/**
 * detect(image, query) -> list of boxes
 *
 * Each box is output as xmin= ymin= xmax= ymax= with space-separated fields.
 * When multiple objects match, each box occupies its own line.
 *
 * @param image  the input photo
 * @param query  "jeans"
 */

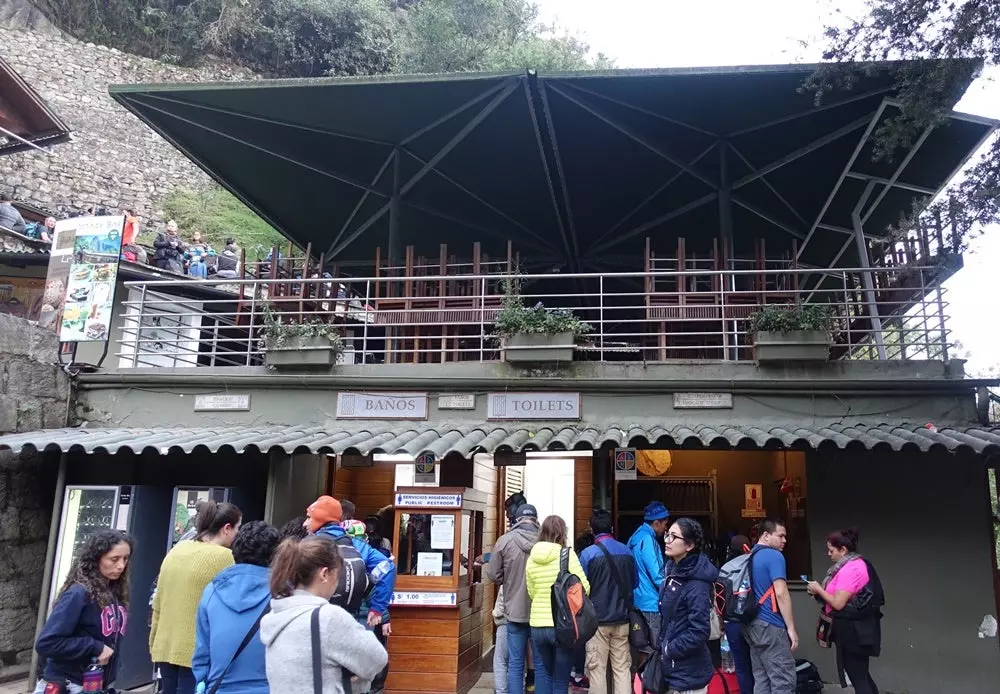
xmin=725 ymin=621 xmax=754 ymax=694
xmin=743 ymin=620 xmax=796 ymax=694
xmin=158 ymin=662 xmax=197 ymax=694
xmin=495 ymin=623 xmax=509 ymax=694
xmin=508 ymin=622 xmax=537 ymax=694
xmin=586 ymin=623 xmax=631 ymax=694
xmin=531 ymin=626 xmax=574 ymax=694
xmin=188 ymin=262 xmax=207 ymax=278
xmin=837 ymin=643 xmax=879 ymax=694
xmin=33 ymin=682 xmax=83 ymax=694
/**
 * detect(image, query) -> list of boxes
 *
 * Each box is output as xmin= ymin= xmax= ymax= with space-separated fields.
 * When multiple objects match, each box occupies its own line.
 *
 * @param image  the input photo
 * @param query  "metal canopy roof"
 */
xmin=4 ymin=421 xmax=1000 ymax=458
xmin=0 ymin=56 xmax=70 ymax=155
xmin=109 ymin=63 xmax=996 ymax=271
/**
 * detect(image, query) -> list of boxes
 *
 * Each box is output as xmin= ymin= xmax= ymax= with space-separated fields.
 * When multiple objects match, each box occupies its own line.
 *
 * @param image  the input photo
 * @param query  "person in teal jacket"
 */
xmin=626 ymin=502 xmax=670 ymax=650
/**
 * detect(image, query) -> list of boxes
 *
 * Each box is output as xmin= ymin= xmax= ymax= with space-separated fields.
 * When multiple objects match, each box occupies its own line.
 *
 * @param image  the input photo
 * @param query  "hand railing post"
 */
xmin=246 ymin=280 xmax=257 ymax=366
xmin=598 ymin=275 xmax=604 ymax=361
xmin=363 ymin=280 xmax=370 ymax=365
xmin=135 ymin=284 xmax=147 ymax=368
xmin=480 ymin=277 xmax=486 ymax=362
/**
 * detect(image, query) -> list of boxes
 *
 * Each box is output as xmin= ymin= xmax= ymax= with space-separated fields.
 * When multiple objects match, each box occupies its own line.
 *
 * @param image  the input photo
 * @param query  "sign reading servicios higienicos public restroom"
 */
xmin=336 ymin=392 xmax=428 ymax=419
xmin=487 ymin=392 xmax=581 ymax=420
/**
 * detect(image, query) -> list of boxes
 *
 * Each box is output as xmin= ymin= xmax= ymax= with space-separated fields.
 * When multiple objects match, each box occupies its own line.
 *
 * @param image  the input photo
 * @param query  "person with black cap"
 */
xmin=626 ymin=501 xmax=670 ymax=651
xmin=487 ymin=502 xmax=540 ymax=694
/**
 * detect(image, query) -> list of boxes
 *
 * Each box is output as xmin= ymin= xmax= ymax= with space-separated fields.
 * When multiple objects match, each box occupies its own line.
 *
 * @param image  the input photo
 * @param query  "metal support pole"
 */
xmin=388 ymin=149 xmax=402 ymax=266
xmin=718 ymin=142 xmax=737 ymax=361
xmin=29 ymin=453 xmax=69 ymax=688
xmin=851 ymin=181 xmax=887 ymax=359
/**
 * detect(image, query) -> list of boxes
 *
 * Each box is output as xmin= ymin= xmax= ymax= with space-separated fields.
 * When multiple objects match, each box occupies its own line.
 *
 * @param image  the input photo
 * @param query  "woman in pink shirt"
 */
xmin=806 ymin=528 xmax=882 ymax=694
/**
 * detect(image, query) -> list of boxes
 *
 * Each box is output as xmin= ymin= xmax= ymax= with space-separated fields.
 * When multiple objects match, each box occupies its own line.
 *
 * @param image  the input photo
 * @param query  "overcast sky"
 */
xmin=535 ymin=0 xmax=999 ymax=372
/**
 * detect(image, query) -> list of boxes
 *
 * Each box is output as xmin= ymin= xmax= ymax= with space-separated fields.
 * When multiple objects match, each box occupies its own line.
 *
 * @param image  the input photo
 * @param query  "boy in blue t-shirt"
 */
xmin=745 ymin=519 xmax=799 ymax=694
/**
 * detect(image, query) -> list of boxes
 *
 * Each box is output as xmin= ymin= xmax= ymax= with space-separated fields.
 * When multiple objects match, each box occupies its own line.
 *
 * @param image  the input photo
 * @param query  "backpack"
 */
xmin=330 ymin=535 xmax=372 ymax=614
xmin=716 ymin=546 xmax=763 ymax=624
xmin=22 ymin=221 xmax=42 ymax=239
xmin=795 ymin=659 xmax=823 ymax=693
xmin=551 ymin=548 xmax=599 ymax=649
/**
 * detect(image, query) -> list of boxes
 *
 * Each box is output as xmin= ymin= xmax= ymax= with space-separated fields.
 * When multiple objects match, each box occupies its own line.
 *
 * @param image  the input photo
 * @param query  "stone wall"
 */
xmin=0 ymin=25 xmax=256 ymax=221
xmin=0 ymin=313 xmax=71 ymax=672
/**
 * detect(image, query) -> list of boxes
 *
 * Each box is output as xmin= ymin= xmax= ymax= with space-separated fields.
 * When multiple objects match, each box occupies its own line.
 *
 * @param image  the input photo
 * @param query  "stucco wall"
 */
xmin=0 ymin=314 xmax=69 ymax=672
xmin=0 ymin=26 xmax=255 ymax=219
xmin=801 ymin=450 xmax=1000 ymax=692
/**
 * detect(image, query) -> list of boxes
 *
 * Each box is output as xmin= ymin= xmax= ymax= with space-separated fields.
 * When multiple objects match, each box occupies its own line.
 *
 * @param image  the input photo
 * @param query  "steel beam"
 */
xmin=732 ymin=113 xmax=875 ymax=190
xmin=818 ymin=223 xmax=881 ymax=242
xmin=539 ymin=82 xmax=581 ymax=262
xmin=861 ymin=125 xmax=934 ymax=225
xmin=732 ymin=196 xmax=805 ymax=239
xmin=727 ymin=142 xmax=806 ymax=225
xmin=797 ymin=101 xmax=887 ymax=261
xmin=388 ymin=149 xmax=402 ymax=264
xmin=719 ymin=142 xmax=734 ymax=245
xmin=845 ymin=172 xmax=935 ymax=196
xmin=327 ymin=152 xmax=395 ymax=256
xmin=590 ymin=142 xmax=718 ymax=251
xmin=524 ymin=78 xmax=574 ymax=265
xmin=727 ymin=85 xmax=893 ymax=137
xmin=404 ymin=201 xmax=556 ymax=253
xmin=548 ymin=83 xmax=719 ymax=190
xmin=555 ymin=80 xmax=718 ymax=137
xmin=590 ymin=192 xmax=718 ymax=255
xmin=401 ymin=81 xmax=511 ymax=146
xmin=852 ymin=181 xmax=887 ymax=359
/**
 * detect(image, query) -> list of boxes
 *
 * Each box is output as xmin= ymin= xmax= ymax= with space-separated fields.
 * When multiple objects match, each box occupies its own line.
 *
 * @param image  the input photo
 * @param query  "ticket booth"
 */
xmin=387 ymin=487 xmax=487 ymax=694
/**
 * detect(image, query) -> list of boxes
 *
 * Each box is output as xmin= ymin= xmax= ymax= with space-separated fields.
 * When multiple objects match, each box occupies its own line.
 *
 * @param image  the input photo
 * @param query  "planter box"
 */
xmin=265 ymin=335 xmax=341 ymax=370
xmin=753 ymin=330 xmax=830 ymax=363
xmin=502 ymin=332 xmax=575 ymax=363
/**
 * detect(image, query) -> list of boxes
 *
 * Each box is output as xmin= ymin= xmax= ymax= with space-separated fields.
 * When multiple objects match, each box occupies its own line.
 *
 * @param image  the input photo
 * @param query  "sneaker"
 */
xmin=570 ymin=674 xmax=590 ymax=690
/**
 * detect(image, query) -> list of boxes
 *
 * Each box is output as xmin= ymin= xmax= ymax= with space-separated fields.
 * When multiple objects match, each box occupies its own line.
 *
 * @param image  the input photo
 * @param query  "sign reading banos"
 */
xmin=337 ymin=392 xmax=428 ymax=419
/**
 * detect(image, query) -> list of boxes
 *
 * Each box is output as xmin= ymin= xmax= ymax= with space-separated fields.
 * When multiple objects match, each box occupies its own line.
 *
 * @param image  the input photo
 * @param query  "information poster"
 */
xmin=416 ymin=552 xmax=444 ymax=576
xmin=431 ymin=514 xmax=454 ymax=549
xmin=56 ymin=215 xmax=125 ymax=343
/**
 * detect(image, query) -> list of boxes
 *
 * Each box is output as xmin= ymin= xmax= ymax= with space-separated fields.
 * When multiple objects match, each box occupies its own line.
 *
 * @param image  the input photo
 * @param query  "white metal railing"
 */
xmin=112 ymin=266 xmax=952 ymax=369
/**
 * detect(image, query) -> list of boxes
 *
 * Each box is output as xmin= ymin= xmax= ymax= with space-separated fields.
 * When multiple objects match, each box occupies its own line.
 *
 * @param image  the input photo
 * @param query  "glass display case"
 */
xmin=51 ymin=486 xmax=120 ymax=608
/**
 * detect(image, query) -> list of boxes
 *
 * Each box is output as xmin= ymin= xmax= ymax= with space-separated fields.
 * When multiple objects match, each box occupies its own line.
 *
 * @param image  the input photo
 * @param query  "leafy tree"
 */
xmin=152 ymin=185 xmax=294 ymax=259
xmin=807 ymin=0 xmax=999 ymax=245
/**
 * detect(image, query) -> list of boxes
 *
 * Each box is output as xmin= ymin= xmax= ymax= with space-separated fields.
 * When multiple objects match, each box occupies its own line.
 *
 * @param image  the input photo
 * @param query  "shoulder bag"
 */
xmin=207 ymin=604 xmax=271 ymax=694
xmin=595 ymin=542 xmax=652 ymax=651
xmin=311 ymin=605 xmax=355 ymax=694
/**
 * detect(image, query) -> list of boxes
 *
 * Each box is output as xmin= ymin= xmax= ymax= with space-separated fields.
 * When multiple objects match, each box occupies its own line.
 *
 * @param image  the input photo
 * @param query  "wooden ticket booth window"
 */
xmin=387 ymin=487 xmax=486 ymax=694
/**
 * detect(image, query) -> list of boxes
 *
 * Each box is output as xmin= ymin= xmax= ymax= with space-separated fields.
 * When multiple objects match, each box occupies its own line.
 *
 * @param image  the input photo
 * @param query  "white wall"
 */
xmin=523 ymin=458 xmax=576 ymax=539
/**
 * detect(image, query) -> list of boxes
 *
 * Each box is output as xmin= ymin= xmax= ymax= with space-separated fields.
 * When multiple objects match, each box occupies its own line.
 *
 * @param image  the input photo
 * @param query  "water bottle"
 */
xmin=81 ymin=658 xmax=104 ymax=692
xmin=720 ymin=634 xmax=735 ymax=673
xmin=736 ymin=577 xmax=750 ymax=614
xmin=195 ymin=682 xmax=207 ymax=694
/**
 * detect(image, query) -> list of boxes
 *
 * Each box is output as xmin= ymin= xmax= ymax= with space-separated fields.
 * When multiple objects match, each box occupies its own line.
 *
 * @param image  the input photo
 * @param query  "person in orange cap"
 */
xmin=304 ymin=496 xmax=396 ymax=630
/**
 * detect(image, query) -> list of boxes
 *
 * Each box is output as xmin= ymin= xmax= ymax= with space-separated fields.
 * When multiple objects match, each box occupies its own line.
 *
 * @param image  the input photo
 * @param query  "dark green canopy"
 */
xmin=110 ymin=64 xmax=996 ymax=272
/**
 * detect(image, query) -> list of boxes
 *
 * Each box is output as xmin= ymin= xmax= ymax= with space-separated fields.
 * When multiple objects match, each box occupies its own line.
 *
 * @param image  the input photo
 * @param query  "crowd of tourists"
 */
xmin=33 ymin=495 xmax=395 ymax=694
xmin=487 ymin=498 xmax=884 ymax=694
xmin=29 ymin=490 xmax=884 ymax=694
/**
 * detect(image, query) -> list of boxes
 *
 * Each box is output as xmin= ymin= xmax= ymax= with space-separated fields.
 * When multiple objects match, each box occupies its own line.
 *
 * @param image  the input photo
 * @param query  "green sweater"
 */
xmin=149 ymin=540 xmax=234 ymax=667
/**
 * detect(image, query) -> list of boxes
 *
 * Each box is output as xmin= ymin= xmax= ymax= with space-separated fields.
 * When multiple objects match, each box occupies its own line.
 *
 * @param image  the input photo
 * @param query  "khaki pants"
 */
xmin=586 ymin=623 xmax=631 ymax=694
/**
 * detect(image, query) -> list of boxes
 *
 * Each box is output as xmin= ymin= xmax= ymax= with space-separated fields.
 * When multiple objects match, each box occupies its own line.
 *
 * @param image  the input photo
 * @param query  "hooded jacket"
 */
xmin=36 ymin=584 xmax=127 ymax=686
xmin=192 ymin=563 xmax=270 ymax=694
xmin=627 ymin=522 xmax=665 ymax=612
xmin=486 ymin=520 xmax=539 ymax=624
xmin=658 ymin=552 xmax=719 ymax=692
xmin=580 ymin=534 xmax=637 ymax=624
xmin=314 ymin=523 xmax=395 ymax=617
xmin=525 ymin=542 xmax=590 ymax=628
xmin=260 ymin=590 xmax=387 ymax=694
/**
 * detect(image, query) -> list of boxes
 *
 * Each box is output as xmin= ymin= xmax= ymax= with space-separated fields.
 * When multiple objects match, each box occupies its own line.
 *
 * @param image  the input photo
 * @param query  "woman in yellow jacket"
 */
xmin=525 ymin=515 xmax=590 ymax=694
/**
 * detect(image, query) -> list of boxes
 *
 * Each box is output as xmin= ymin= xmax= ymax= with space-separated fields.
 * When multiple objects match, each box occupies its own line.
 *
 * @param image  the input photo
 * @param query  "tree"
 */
xmin=808 ymin=1 xmax=999 ymax=245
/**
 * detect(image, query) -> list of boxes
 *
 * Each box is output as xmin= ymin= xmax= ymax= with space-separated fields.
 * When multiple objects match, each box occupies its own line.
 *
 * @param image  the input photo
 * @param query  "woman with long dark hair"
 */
xmin=806 ymin=528 xmax=883 ymax=694
xmin=525 ymin=515 xmax=590 ymax=694
xmin=658 ymin=518 xmax=719 ymax=694
xmin=260 ymin=536 xmax=387 ymax=693
xmin=34 ymin=529 xmax=133 ymax=693
xmin=150 ymin=500 xmax=242 ymax=694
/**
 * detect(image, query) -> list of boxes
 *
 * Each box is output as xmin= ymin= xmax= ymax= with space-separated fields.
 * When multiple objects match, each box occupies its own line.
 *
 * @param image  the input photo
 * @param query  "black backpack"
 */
xmin=330 ymin=535 xmax=372 ymax=614
xmin=795 ymin=659 xmax=823 ymax=693
xmin=551 ymin=548 xmax=599 ymax=649
xmin=715 ymin=546 xmax=763 ymax=624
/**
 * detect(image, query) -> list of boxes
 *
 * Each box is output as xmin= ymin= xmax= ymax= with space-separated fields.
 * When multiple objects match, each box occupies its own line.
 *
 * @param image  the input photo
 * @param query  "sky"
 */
xmin=535 ymin=0 xmax=1000 ymax=372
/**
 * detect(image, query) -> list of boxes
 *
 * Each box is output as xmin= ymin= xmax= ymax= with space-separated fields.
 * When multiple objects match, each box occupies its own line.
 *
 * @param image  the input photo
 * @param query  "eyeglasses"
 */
xmin=664 ymin=532 xmax=685 ymax=544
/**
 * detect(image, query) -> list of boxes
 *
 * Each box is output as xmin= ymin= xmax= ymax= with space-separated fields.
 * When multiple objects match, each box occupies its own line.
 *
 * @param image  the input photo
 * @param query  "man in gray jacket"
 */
xmin=487 ymin=503 xmax=539 ymax=694
xmin=0 ymin=192 xmax=25 ymax=234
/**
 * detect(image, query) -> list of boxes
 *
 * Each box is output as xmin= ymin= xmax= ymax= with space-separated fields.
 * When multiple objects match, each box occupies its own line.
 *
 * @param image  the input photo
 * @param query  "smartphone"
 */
xmin=800 ymin=574 xmax=810 ymax=582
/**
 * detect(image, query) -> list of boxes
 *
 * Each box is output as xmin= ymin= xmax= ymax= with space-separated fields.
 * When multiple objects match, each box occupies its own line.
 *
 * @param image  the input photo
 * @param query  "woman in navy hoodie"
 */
xmin=659 ymin=518 xmax=719 ymax=694
xmin=192 ymin=521 xmax=280 ymax=694
xmin=35 ymin=529 xmax=133 ymax=693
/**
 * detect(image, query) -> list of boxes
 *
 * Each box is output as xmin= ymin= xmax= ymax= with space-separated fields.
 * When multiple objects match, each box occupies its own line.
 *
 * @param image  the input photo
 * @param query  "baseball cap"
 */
xmin=644 ymin=501 xmax=669 ymax=522
xmin=515 ymin=504 xmax=538 ymax=521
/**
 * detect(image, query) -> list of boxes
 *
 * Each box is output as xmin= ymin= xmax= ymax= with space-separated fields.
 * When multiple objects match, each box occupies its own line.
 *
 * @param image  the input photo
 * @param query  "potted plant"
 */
xmin=747 ymin=304 xmax=832 ymax=362
xmin=260 ymin=306 xmax=344 ymax=370
xmin=493 ymin=278 xmax=591 ymax=363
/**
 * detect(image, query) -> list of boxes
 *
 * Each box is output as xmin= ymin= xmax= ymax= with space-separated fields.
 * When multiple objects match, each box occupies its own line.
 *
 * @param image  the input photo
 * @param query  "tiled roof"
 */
xmin=2 ymin=421 xmax=999 ymax=457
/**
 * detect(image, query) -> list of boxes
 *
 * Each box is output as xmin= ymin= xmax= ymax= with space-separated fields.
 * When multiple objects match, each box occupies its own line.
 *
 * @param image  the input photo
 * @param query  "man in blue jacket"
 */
xmin=580 ymin=508 xmax=637 ymax=694
xmin=307 ymin=495 xmax=396 ymax=626
xmin=626 ymin=501 xmax=670 ymax=650
xmin=193 ymin=521 xmax=281 ymax=694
